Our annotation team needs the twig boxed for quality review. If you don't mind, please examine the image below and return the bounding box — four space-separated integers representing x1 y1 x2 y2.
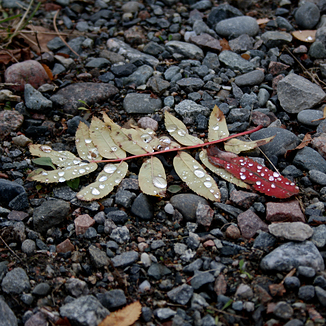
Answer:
0 235 22 262
93 125 263 164
53 9 80 58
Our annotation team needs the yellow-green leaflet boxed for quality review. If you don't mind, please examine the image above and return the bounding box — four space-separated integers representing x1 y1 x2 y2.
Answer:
165 111 204 146
90 116 126 159
224 136 275 154
199 149 250 189
76 162 128 201
173 151 220 201
139 156 167 197
30 162 98 183
208 105 229 142
29 144 79 168
75 122 102 161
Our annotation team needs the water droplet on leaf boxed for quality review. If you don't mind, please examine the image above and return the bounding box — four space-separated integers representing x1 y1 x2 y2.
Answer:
153 176 167 189
40 145 52 153
99 175 107 182
104 164 117 174
92 188 100 195
194 169 205 178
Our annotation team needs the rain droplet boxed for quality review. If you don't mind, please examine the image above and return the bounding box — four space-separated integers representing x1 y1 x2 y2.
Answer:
261 173 265 177
269 176 274 181
153 176 167 189
273 172 280 178
79 168 86 173
40 145 52 153
76 138 80 143
45 178 49 182
85 139 92 144
194 169 205 178
204 181 212 188
111 147 117 152
193 165 199 169
92 188 100 195
99 175 108 182
104 164 117 174
177 129 186 137
257 165 262 169
160 136 171 144
271 184 276 188
59 177 65 182
290 182 295 186
167 124 177 133
99 184 105 189
141 133 152 143
248 163 253 167
213 124 219 131
115 179 120 184
59 157 64 161
214 193 219 199
240 168 246 172
73 159 81 165
58 171 65 177
240 175 246 180
42 171 48 176
256 181 261 186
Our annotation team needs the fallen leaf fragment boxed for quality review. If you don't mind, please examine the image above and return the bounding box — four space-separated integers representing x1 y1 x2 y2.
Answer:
98 301 142 326
292 30 316 43
257 18 270 25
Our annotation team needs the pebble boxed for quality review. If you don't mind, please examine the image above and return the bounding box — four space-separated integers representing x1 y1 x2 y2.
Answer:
268 222 314 241
215 16 259 38
111 250 138 268
0 296 17 326
2 267 31 294
0 179 25 202
97 289 126 309
167 284 194 305
266 201 305 223
234 70 265 87
309 169 326 185
311 225 326 248
298 285 315 301
123 92 163 114
21 239 36 255
191 271 215 289
295 2 320 29
293 147 326 173
277 74 326 114
122 65 153 86
24 84 52 112
32 282 51 296
174 99 210 118
148 263 171 280
165 41 204 60
5 60 50 91
219 50 255 73
237 209 268 239
260 241 324 272
0 110 24 138
297 109 324 127
261 31 292 48
273 301 293 320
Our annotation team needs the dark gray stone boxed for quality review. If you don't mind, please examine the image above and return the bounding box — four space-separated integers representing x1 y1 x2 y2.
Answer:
32 282 51 296
297 109 324 127
167 284 194 305
0 296 17 326
122 65 153 86
229 34 254 53
143 41 165 55
295 2 320 29
97 289 126 309
315 286 326 306
234 70 265 87
191 271 215 289
114 190 136 209
207 4 243 28
276 16 294 32
24 84 52 112
298 285 315 301
8 192 29 210
111 250 138 268
284 276 301 290
309 41 326 59
130 193 153 220
60 295 109 326
33 199 70 233
165 41 204 59
106 210 129 224
148 263 172 280
219 51 255 73
174 100 210 118
260 241 324 272
123 93 162 114
85 58 110 69
261 31 292 48
293 147 326 173
273 301 293 320
215 16 259 38
89 245 110 268
309 170 326 185
1 267 31 294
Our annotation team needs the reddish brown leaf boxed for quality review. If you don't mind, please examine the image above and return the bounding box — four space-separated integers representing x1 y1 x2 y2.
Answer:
269 283 286 296
0 48 31 65
41 63 54 80
285 133 312 157
207 146 300 199
220 38 230 51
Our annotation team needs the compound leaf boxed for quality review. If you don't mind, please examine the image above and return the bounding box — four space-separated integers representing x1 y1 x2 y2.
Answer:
165 111 203 146
76 122 102 161
139 156 167 197
199 149 250 189
90 116 126 159
208 105 229 142
76 162 128 201
173 151 220 201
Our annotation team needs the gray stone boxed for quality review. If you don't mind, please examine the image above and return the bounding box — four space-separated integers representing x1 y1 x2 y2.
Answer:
111 250 138 268
60 295 109 326
297 109 324 126
258 88 270 107
52 63 66 75
0 296 17 326
32 282 51 296
65 278 89 297
219 51 255 73
295 2 320 29
2 267 30 294
174 100 210 119
177 78 204 90
59 36 86 58
0 179 25 202
154 308 176 320
85 58 110 69
260 241 324 272
311 224 326 247
33 199 70 233
147 76 170 94
297 266 316 278
131 193 153 220
309 41 326 59
293 147 326 173
107 38 159 66
215 16 259 38
167 284 194 304
229 34 254 53
89 245 110 268
114 190 136 209
191 271 215 289
276 16 294 32
24 84 52 112
21 239 36 255
164 66 180 81
268 222 313 241
278 74 326 114
298 285 315 301
165 41 204 60
234 70 265 87
273 301 293 320
261 31 292 48
123 93 162 114
309 169 326 185
148 263 172 280
250 127 300 159
235 283 253 299
110 226 130 244
123 65 153 86
97 289 126 309
315 286 326 306
143 41 165 55
284 276 301 290
76 21 89 32
47 37 65 51
203 52 220 71
207 4 243 27
227 108 250 123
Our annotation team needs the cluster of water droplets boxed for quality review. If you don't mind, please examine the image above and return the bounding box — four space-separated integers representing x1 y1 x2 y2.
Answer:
167 124 187 137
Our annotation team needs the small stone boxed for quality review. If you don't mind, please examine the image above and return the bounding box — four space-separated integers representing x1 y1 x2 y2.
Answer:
237 210 268 239
261 31 292 48
24 84 52 112
85 58 110 69
74 214 95 236
190 33 222 52
284 276 301 290
56 239 74 253
1 267 31 294
266 201 305 223
110 226 130 244
234 70 265 87
21 239 36 255
297 109 324 127
309 169 326 185
65 278 89 297
98 289 126 309
148 263 171 280
196 202 214 227
5 60 50 91
315 286 326 306
235 283 253 299
268 222 313 241
32 282 51 296
131 193 153 220
219 51 255 73
165 41 204 60
273 301 293 320
123 93 162 114
298 285 315 301
0 110 24 138
293 147 326 173
167 284 194 305
215 16 259 38
225 225 241 239
111 250 139 268
295 2 320 29
89 245 110 268
138 117 158 131
0 296 17 326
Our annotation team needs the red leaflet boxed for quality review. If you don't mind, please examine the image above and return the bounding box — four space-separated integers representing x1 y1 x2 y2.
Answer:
207 146 299 199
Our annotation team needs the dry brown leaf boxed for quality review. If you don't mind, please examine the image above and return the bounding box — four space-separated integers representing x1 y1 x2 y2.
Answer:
292 30 316 43
257 18 270 25
98 301 142 326
220 38 230 51
0 48 31 65
41 63 54 81
285 133 312 158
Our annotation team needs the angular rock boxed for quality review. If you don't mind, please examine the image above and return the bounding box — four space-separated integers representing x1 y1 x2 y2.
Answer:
0 179 25 202
122 65 153 86
215 16 259 38
60 295 109 326
261 31 292 48
51 82 118 115
190 33 222 52
174 100 210 118
167 284 193 305
260 241 324 272
33 199 70 233
293 147 326 173
268 222 314 241
277 74 326 114
237 209 268 239
219 51 255 73
165 41 204 60
207 4 243 27
131 193 153 220
0 110 24 138
97 289 126 310
0 296 17 326
234 70 265 87
24 84 53 112
123 93 162 114
89 245 110 268
5 60 50 91
1 267 31 294
266 201 305 223
111 250 138 268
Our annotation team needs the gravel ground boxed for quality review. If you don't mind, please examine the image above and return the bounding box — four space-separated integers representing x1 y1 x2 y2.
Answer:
1 0 326 325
